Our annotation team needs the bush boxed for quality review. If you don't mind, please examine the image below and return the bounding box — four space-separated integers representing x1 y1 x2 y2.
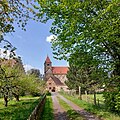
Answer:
103 91 120 114
115 91 120 113
46 91 51 96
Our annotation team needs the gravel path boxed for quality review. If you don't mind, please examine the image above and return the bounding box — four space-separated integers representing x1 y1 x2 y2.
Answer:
58 94 101 120
51 92 68 120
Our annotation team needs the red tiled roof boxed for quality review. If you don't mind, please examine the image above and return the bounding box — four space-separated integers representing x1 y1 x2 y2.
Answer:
52 66 68 74
45 56 51 63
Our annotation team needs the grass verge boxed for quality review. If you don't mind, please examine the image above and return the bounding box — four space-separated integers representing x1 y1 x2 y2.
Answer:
59 92 120 120
57 96 85 120
41 94 54 120
0 96 40 120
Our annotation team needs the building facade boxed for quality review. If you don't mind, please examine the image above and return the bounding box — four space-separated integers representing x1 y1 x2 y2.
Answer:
44 56 68 92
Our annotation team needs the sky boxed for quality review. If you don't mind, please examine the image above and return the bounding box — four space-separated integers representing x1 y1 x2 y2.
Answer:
3 20 67 74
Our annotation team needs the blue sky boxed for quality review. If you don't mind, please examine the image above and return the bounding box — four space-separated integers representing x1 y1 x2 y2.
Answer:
4 19 67 74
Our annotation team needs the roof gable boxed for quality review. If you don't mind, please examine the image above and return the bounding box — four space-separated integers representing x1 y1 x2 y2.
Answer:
52 67 68 74
48 76 64 86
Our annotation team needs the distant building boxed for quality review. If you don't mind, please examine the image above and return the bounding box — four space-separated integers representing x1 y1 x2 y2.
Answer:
44 56 69 92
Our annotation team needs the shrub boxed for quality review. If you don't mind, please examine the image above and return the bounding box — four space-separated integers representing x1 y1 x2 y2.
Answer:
103 91 120 114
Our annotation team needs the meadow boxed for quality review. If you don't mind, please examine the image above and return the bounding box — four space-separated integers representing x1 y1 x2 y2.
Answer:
0 96 40 120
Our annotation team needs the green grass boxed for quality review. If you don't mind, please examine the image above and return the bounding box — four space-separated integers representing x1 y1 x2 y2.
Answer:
41 95 54 120
0 96 40 120
81 94 104 104
60 92 120 120
57 96 85 120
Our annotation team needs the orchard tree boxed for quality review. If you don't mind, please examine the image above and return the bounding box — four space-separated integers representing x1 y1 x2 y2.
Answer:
0 58 25 106
21 74 45 96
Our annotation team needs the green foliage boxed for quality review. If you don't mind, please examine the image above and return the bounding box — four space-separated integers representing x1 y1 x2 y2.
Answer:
0 58 45 106
27 68 41 78
20 74 46 96
45 90 51 96
115 91 120 112
103 91 120 113
0 0 37 34
37 0 120 112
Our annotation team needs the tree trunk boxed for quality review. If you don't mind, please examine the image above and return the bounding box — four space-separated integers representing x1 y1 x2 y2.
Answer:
93 90 97 105
12 93 19 101
79 86 82 100
15 95 19 101
4 95 8 107
85 90 88 102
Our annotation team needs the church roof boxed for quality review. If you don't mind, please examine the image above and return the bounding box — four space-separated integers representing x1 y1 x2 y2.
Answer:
45 56 51 63
52 66 68 74
50 76 64 86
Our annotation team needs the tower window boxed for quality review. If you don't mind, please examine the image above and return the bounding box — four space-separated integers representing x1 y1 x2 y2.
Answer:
47 64 50 66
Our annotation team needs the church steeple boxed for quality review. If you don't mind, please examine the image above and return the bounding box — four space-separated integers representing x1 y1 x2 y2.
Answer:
45 55 51 63
44 56 52 79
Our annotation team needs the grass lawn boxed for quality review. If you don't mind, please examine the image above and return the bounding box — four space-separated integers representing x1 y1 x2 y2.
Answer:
57 96 85 120
0 96 40 120
60 92 120 120
81 94 104 104
40 95 54 120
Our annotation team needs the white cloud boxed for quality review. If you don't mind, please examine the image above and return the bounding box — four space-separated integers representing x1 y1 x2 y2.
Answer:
46 35 57 43
23 64 43 74
23 64 35 72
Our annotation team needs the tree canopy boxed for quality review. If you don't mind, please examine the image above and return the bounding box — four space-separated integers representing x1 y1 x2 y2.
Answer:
0 0 37 34
37 0 120 112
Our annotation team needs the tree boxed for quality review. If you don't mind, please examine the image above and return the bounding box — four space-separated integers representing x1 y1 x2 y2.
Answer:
27 68 41 78
37 0 119 73
21 74 45 96
37 0 119 112
66 50 107 104
0 58 25 106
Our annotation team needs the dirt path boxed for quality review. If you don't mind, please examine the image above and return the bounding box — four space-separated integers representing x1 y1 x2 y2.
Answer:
58 94 101 120
51 92 68 120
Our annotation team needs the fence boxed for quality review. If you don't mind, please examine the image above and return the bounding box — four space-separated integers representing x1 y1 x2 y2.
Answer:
28 94 46 120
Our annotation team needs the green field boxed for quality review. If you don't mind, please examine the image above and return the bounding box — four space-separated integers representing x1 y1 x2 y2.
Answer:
60 92 120 120
80 94 104 105
0 96 40 120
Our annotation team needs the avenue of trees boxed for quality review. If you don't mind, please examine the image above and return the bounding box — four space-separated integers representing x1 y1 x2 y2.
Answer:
36 0 120 113
0 0 119 113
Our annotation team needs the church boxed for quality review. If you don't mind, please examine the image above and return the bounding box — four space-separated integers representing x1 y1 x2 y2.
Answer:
44 56 69 92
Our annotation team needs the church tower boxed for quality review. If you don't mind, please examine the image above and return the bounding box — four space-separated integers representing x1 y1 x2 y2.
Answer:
44 56 52 80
